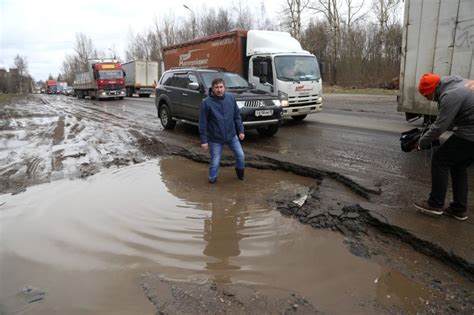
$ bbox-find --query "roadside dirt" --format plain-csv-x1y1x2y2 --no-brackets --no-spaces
1,94,473,314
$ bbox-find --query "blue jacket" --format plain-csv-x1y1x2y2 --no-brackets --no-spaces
199,90,244,144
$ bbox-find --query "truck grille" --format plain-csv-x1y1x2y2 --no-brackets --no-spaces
288,94,320,107
103,84,122,91
243,100,274,108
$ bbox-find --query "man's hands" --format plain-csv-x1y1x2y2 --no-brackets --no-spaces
201,134,244,150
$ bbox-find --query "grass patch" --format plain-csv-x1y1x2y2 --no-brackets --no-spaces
323,85,398,96
0,94,14,104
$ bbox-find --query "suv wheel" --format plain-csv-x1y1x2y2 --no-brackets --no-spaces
291,114,307,121
257,124,279,137
159,104,176,129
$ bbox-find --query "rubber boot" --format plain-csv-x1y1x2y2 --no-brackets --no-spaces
235,168,244,180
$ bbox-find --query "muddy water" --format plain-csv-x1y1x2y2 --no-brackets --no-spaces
0,158,435,314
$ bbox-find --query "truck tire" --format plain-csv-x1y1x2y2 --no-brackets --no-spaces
257,124,279,137
291,114,307,121
159,104,176,130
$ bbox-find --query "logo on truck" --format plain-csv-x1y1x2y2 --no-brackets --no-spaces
179,49,209,67
295,85,313,92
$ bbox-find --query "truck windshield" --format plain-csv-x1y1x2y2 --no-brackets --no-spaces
97,70,123,79
275,56,320,82
201,72,250,89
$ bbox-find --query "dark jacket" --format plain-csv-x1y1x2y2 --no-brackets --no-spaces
420,75,474,147
199,89,244,144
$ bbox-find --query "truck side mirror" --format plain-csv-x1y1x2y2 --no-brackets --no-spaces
123,70,126,77
259,62,268,76
319,62,325,76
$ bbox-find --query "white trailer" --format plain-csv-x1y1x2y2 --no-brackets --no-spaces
122,60,158,97
398,0,474,122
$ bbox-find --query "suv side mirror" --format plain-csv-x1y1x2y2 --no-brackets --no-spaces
249,83,256,89
259,76,267,84
188,82,200,90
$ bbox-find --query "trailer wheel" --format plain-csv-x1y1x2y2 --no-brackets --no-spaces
159,104,176,129
257,124,279,137
291,114,307,121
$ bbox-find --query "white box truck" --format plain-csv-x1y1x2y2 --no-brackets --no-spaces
398,0,474,122
122,60,158,97
163,30,323,121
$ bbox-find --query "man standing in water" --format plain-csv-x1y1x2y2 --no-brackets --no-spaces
199,78,245,184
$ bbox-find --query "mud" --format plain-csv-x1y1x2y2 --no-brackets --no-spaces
1,95,473,314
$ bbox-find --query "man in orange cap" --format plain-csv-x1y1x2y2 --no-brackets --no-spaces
413,73,474,221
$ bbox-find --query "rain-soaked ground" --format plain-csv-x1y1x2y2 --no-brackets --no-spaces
1,95,473,314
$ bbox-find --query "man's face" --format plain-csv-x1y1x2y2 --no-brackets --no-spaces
424,92,435,101
212,83,225,97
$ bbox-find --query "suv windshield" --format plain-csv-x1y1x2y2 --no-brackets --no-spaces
201,72,250,89
98,70,123,79
275,56,320,82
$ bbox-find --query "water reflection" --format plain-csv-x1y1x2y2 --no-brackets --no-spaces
203,193,247,282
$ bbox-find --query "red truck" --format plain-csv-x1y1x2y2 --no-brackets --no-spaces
45,80,58,94
73,59,125,100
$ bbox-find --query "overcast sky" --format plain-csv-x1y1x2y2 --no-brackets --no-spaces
0,0,284,81
1,0,401,82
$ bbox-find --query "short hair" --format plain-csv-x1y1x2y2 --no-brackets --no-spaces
211,78,225,87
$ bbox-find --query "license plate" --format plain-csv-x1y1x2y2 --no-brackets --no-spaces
255,109,273,117
299,107,310,114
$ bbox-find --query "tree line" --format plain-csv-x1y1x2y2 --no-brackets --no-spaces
0,55,33,94
59,0,401,88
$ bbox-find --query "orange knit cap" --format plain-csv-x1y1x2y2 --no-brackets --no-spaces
418,73,440,96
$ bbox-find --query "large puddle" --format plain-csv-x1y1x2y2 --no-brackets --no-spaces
0,158,436,314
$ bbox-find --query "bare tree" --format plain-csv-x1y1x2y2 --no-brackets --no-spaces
372,0,400,32
74,33,97,72
13,54,29,93
282,0,311,40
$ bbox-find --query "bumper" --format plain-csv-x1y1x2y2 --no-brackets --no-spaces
240,106,283,129
283,103,322,117
97,90,125,99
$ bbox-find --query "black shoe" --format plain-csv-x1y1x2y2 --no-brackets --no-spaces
413,200,443,216
209,178,217,184
235,168,244,180
444,207,468,221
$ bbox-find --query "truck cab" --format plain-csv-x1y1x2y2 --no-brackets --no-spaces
246,30,323,121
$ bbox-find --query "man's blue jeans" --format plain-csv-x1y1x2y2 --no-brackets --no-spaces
209,136,245,181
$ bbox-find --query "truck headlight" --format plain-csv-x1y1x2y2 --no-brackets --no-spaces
236,101,245,109
278,90,289,107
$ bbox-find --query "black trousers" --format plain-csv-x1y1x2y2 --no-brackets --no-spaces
429,135,474,211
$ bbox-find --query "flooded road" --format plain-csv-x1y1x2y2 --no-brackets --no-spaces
0,158,448,314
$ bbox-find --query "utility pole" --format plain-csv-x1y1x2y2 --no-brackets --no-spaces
183,4,196,39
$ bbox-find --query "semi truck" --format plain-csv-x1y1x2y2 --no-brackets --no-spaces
162,30,323,121
122,60,158,97
45,80,58,94
73,59,126,100
398,0,474,122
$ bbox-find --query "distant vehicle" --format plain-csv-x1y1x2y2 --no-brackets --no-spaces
162,30,323,121
73,59,125,100
398,0,474,122
122,60,158,97
45,80,58,94
64,86,74,96
155,68,282,137
40,87,46,94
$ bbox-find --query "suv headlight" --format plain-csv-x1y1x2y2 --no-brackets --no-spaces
272,99,281,107
278,90,289,107
236,101,245,109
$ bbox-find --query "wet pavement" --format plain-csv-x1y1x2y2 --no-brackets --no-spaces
1,94,474,314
